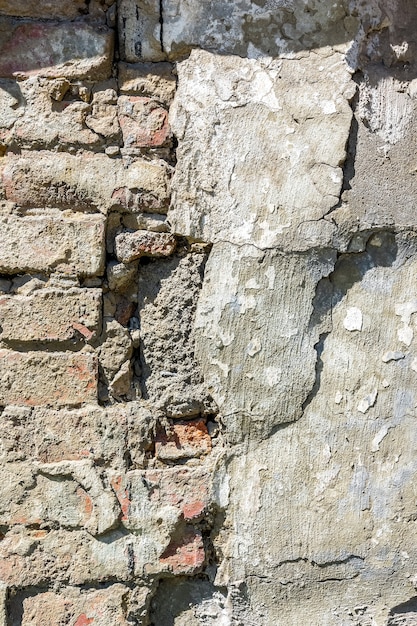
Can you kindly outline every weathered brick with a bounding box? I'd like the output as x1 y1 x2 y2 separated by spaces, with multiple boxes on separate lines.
115 230 176 263
118 96 171 148
118 62 176 105
0 288 101 343
18 585 131 626
0 461 119 535
0 405 128 466
118 0 164 62
159 526 205 575
155 418 212 460
118 467 212 526
3 79 119 152
0 350 98 407
0 211 105 276
2 152 171 213
0 0 89 19
0 528 131 586
0 20 113 80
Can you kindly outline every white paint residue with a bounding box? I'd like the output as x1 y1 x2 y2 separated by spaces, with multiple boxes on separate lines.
217 328 235 347
357 389 378 414
314 466 340 497
264 366 282 387
395 300 417 324
344 307 363 331
371 424 392 452
411 357 417 373
322 443 332 464
247 338 262 357
252 69 281 111
398 325 413 347
382 351 405 363
321 99 337 114
265 265 275 289
211 359 230 378
334 391 343 404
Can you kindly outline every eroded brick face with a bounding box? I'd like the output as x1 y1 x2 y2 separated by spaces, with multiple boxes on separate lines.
0 2 219 622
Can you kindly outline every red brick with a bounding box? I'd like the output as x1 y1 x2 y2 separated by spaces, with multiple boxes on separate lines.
0 288 101 343
0 350 98 407
115 230 176 263
110 475 130 523
159 527 205 575
155 418 212 460
0 21 113 80
118 96 171 148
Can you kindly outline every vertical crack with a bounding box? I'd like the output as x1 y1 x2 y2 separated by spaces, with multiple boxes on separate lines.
159 0 165 55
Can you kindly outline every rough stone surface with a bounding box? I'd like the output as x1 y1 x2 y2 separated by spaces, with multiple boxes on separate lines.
115 229 176 262
137 250 217 418
118 62 177 105
195 243 335 439
0 350 98 406
2 152 171 213
15 585 131 626
0 288 101 343
0 210 105 276
0 78 121 152
0 405 129 467
168 48 354 251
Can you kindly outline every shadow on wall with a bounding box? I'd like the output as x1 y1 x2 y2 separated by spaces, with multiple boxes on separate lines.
159 0 417 73
0 1 416 75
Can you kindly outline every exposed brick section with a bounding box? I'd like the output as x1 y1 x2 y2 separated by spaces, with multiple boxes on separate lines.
114 230 177 263
0 21 113 79
0 1 218 621
0 350 98 406
118 96 171 148
0 0 89 19
0 528 131 586
0 212 105 276
159 527 205 575
0 462 118 534
123 467 212 525
155 418 212 460
2 152 171 213
118 62 177 104
0 406 128 465
17 585 131 626
0 288 101 343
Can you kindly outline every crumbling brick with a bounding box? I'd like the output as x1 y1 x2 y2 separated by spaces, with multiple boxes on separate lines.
0 350 98 406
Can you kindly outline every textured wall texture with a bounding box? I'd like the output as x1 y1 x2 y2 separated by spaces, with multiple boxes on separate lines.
0 0 416 624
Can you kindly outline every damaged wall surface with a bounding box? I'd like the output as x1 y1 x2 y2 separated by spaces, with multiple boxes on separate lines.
0 0 417 624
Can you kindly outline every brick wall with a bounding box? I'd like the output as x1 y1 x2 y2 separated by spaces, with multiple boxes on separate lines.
0 2 219 623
